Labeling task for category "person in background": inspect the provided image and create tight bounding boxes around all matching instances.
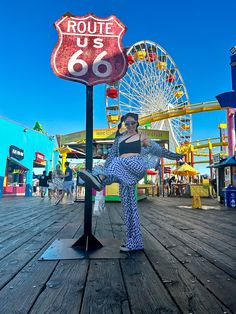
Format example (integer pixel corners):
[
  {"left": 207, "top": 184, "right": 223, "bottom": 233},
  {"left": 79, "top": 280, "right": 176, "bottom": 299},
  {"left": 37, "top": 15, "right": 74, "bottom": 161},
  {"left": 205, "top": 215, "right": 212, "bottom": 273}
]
[
  {"left": 32, "top": 173, "right": 39, "bottom": 196},
  {"left": 79, "top": 113, "right": 183, "bottom": 252},
  {"left": 168, "top": 176, "right": 176, "bottom": 196},
  {"left": 47, "top": 171, "right": 53, "bottom": 200},
  {"left": 55, "top": 161, "right": 74, "bottom": 205},
  {"left": 39, "top": 170, "right": 48, "bottom": 198},
  {"left": 211, "top": 177, "right": 217, "bottom": 197},
  {"left": 52, "top": 164, "right": 64, "bottom": 203}
]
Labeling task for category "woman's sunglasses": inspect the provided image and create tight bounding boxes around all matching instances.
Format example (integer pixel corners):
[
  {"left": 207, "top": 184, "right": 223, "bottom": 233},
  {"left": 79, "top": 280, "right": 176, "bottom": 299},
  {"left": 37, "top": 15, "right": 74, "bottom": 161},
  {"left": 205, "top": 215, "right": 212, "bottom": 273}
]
[{"left": 124, "top": 121, "right": 137, "bottom": 127}]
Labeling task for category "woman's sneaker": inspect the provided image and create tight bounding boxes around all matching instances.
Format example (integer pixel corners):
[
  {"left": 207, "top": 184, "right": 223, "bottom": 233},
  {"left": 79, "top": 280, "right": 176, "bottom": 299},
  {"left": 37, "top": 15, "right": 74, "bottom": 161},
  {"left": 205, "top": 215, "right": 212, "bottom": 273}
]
[
  {"left": 120, "top": 245, "right": 144, "bottom": 252},
  {"left": 79, "top": 170, "right": 103, "bottom": 191},
  {"left": 120, "top": 245, "right": 131, "bottom": 252}
]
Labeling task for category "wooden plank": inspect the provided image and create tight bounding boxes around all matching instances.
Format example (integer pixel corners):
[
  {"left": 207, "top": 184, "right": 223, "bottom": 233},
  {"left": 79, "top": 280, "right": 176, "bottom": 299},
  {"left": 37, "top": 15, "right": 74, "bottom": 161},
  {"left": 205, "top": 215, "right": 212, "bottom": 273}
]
[
  {"left": 140, "top": 213, "right": 236, "bottom": 312},
  {"left": 155, "top": 200, "right": 236, "bottom": 243},
  {"left": 0, "top": 197, "right": 235, "bottom": 313},
  {"left": 0, "top": 214, "right": 82, "bottom": 289},
  {"left": 155, "top": 198, "right": 236, "bottom": 236},
  {"left": 121, "top": 252, "right": 180, "bottom": 313},
  {"left": 155, "top": 206, "right": 236, "bottom": 248},
  {"left": 142, "top": 229, "right": 230, "bottom": 314},
  {"left": 93, "top": 203, "right": 114, "bottom": 239},
  {"left": 81, "top": 260, "right": 131, "bottom": 314},
  {"left": 108, "top": 203, "right": 126, "bottom": 242},
  {"left": 144, "top": 205, "right": 236, "bottom": 257},
  {"left": 0, "top": 212, "right": 84, "bottom": 312},
  {"left": 141, "top": 209, "right": 236, "bottom": 278},
  {"left": 0, "top": 202, "right": 84, "bottom": 259},
  {"left": 170, "top": 244, "right": 236, "bottom": 312},
  {"left": 0, "top": 208, "right": 60, "bottom": 243},
  {"left": 0, "top": 212, "right": 68, "bottom": 259},
  {"left": 30, "top": 260, "right": 89, "bottom": 314}
]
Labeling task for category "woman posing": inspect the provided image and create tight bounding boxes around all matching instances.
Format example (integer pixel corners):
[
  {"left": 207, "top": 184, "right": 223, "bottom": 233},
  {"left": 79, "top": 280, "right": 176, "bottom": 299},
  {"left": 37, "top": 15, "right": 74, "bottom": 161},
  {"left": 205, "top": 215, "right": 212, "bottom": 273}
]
[{"left": 79, "top": 113, "right": 183, "bottom": 252}]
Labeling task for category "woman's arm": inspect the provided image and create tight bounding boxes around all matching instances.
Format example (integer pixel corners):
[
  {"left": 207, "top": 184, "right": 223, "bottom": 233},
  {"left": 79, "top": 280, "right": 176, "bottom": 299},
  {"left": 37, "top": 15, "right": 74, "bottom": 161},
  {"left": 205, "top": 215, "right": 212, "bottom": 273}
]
[
  {"left": 143, "top": 138, "right": 183, "bottom": 160},
  {"left": 140, "top": 134, "right": 151, "bottom": 147},
  {"left": 104, "top": 137, "right": 120, "bottom": 168}
]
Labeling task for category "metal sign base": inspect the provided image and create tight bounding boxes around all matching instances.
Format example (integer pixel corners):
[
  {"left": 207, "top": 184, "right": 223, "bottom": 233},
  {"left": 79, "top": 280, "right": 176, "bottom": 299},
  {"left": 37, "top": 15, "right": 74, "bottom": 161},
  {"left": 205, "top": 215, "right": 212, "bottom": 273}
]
[
  {"left": 72, "top": 233, "right": 103, "bottom": 250},
  {"left": 39, "top": 239, "right": 127, "bottom": 260}
]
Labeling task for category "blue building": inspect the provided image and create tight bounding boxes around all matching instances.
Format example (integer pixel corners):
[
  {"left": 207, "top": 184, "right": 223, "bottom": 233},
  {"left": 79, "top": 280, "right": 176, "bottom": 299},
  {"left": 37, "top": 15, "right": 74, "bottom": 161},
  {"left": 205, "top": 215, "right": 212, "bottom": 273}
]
[{"left": 0, "top": 117, "right": 58, "bottom": 198}]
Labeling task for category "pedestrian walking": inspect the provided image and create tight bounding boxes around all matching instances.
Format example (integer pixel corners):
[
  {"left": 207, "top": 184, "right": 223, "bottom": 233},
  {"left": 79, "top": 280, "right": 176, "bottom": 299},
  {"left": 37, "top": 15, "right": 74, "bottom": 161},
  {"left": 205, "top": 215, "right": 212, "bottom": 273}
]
[
  {"left": 52, "top": 165, "right": 64, "bottom": 204},
  {"left": 47, "top": 171, "right": 53, "bottom": 200},
  {"left": 39, "top": 171, "right": 49, "bottom": 198},
  {"left": 79, "top": 113, "right": 183, "bottom": 252},
  {"left": 55, "top": 162, "right": 74, "bottom": 205}
]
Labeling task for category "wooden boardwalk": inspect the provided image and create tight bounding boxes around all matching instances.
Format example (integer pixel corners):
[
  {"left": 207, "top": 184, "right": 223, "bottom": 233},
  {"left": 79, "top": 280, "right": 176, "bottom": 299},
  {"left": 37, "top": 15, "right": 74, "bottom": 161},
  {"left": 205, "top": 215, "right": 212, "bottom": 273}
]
[{"left": 0, "top": 196, "right": 235, "bottom": 313}]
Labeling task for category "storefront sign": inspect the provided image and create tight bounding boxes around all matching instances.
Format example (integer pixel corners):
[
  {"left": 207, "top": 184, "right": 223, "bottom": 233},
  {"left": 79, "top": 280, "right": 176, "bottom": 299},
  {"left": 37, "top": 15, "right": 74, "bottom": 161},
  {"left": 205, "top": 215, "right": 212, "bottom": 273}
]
[
  {"left": 35, "top": 152, "right": 45, "bottom": 163},
  {"left": 61, "top": 128, "right": 169, "bottom": 144},
  {"left": 213, "top": 153, "right": 220, "bottom": 164},
  {"left": 164, "top": 167, "right": 171, "bottom": 174},
  {"left": 9, "top": 145, "right": 24, "bottom": 161}
]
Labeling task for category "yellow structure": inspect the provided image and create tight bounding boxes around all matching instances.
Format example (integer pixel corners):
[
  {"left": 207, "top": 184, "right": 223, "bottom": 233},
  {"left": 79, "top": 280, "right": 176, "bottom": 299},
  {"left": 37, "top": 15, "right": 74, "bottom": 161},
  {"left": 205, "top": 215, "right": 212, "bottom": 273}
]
[
  {"left": 191, "top": 185, "right": 203, "bottom": 209},
  {"left": 174, "top": 90, "right": 184, "bottom": 98},
  {"left": 138, "top": 101, "right": 221, "bottom": 126},
  {"left": 134, "top": 50, "right": 146, "bottom": 60},
  {"left": 218, "top": 123, "right": 227, "bottom": 129},
  {"left": 60, "top": 128, "right": 169, "bottom": 145},
  {"left": 156, "top": 61, "right": 167, "bottom": 70},
  {"left": 55, "top": 146, "right": 82, "bottom": 172},
  {"left": 107, "top": 114, "right": 120, "bottom": 124},
  {"left": 190, "top": 185, "right": 209, "bottom": 197},
  {"left": 173, "top": 163, "right": 199, "bottom": 176},
  {"left": 192, "top": 196, "right": 202, "bottom": 209},
  {"left": 59, "top": 128, "right": 169, "bottom": 201}
]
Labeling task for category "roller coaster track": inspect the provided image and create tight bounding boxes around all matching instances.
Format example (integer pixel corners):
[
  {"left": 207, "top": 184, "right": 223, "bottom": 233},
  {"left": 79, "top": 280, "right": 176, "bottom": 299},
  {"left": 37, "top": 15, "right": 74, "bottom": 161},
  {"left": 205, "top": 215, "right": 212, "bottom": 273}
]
[{"left": 138, "top": 100, "right": 221, "bottom": 125}]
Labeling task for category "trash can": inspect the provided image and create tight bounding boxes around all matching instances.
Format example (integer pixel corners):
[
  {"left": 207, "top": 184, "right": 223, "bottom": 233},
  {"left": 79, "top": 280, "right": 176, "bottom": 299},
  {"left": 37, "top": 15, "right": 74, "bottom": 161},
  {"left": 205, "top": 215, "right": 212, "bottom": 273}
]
[{"left": 222, "top": 185, "right": 236, "bottom": 208}]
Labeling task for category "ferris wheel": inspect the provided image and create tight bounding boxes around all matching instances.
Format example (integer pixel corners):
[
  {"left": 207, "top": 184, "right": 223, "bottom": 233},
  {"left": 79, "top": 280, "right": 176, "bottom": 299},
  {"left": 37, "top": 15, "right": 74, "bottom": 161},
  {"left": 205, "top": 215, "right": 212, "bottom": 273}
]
[{"left": 105, "top": 40, "right": 192, "bottom": 150}]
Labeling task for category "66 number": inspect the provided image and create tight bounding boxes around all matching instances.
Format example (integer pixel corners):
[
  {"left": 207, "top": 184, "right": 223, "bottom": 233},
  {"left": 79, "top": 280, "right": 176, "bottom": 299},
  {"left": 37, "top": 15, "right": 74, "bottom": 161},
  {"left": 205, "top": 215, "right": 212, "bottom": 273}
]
[{"left": 68, "top": 50, "right": 112, "bottom": 78}]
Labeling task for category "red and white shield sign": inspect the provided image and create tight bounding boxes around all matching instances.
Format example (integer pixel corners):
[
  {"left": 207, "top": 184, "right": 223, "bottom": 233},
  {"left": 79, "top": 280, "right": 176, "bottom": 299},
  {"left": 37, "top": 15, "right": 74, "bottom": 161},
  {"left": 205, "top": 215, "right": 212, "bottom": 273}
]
[{"left": 51, "top": 13, "right": 128, "bottom": 86}]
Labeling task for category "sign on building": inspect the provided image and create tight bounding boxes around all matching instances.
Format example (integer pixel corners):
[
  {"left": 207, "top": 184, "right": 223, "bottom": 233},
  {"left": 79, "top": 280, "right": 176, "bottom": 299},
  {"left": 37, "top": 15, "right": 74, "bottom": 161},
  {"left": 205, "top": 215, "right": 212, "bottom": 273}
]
[{"left": 9, "top": 145, "right": 24, "bottom": 161}]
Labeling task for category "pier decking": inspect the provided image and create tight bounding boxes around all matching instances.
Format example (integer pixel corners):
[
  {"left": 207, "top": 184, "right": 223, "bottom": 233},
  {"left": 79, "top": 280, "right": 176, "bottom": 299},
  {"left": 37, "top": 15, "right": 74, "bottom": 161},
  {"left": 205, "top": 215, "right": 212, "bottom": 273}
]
[{"left": 0, "top": 196, "right": 235, "bottom": 313}]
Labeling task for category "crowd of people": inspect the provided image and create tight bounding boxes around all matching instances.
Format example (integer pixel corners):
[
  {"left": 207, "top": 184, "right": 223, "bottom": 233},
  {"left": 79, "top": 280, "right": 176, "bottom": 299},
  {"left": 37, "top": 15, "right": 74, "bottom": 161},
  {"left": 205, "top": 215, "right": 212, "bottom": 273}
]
[{"left": 34, "top": 162, "right": 75, "bottom": 205}]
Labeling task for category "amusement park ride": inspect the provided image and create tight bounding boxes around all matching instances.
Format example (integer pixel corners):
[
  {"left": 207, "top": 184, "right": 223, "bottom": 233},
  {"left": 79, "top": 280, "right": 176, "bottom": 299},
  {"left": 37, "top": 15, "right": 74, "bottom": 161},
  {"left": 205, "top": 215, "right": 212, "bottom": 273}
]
[
  {"left": 59, "top": 40, "right": 235, "bottom": 177},
  {"left": 105, "top": 40, "right": 233, "bottom": 170}
]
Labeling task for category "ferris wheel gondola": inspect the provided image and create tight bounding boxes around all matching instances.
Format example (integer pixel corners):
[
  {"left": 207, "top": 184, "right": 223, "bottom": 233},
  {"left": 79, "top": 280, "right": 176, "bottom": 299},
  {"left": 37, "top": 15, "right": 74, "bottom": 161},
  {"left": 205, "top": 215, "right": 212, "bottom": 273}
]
[{"left": 105, "top": 40, "right": 192, "bottom": 151}]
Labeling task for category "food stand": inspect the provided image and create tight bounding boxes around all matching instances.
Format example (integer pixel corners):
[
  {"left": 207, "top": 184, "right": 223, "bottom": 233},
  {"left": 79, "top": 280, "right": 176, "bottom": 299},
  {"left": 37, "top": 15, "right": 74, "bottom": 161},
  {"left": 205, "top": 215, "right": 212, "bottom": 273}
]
[
  {"left": 60, "top": 128, "right": 169, "bottom": 201},
  {"left": 212, "top": 153, "right": 236, "bottom": 203}
]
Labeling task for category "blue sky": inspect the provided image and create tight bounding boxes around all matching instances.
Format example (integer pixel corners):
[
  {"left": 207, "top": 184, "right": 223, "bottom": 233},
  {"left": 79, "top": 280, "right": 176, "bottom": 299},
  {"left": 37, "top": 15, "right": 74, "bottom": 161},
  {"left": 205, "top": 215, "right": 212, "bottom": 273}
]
[{"left": 0, "top": 0, "right": 235, "bottom": 173}]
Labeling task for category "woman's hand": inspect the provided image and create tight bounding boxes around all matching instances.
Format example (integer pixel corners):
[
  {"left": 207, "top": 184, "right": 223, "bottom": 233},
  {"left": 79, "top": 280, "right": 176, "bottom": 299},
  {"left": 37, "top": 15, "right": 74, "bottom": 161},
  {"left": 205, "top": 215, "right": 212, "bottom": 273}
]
[{"left": 141, "top": 135, "right": 150, "bottom": 147}]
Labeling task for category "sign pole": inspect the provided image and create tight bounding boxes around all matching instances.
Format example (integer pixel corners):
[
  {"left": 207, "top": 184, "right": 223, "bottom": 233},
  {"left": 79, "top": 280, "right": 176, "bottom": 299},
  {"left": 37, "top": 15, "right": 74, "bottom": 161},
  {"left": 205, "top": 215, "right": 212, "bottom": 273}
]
[
  {"left": 72, "top": 85, "right": 103, "bottom": 251},
  {"left": 46, "top": 13, "right": 128, "bottom": 256}
]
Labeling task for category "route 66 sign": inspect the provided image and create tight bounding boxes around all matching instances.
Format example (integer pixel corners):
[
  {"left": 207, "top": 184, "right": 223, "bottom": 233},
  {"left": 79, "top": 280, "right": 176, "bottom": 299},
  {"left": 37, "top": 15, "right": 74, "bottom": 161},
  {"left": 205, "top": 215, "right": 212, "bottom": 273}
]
[{"left": 51, "top": 13, "right": 128, "bottom": 86}]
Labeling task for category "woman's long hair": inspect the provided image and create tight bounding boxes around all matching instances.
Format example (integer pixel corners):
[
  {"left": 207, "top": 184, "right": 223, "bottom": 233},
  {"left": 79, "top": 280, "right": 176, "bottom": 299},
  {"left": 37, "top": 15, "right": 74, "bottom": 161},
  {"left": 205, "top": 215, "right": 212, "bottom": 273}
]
[{"left": 115, "top": 113, "right": 139, "bottom": 138}]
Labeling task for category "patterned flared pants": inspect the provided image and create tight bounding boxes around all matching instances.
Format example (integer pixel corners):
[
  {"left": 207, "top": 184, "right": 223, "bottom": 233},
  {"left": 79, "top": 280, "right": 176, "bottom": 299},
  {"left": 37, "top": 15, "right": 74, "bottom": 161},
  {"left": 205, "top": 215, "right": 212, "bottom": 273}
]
[{"left": 103, "top": 156, "right": 146, "bottom": 250}]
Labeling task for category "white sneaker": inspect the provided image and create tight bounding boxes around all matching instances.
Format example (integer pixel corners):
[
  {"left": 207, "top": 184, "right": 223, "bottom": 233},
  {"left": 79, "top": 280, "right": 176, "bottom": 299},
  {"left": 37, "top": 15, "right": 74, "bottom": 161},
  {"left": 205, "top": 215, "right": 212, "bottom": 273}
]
[
  {"left": 67, "top": 201, "right": 74, "bottom": 205},
  {"left": 120, "top": 245, "right": 144, "bottom": 252},
  {"left": 120, "top": 245, "right": 131, "bottom": 252}
]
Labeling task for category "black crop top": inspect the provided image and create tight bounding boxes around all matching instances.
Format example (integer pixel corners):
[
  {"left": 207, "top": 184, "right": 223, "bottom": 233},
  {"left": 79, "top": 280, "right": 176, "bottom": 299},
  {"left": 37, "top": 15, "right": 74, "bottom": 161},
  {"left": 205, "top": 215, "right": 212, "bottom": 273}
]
[{"left": 119, "top": 134, "right": 141, "bottom": 155}]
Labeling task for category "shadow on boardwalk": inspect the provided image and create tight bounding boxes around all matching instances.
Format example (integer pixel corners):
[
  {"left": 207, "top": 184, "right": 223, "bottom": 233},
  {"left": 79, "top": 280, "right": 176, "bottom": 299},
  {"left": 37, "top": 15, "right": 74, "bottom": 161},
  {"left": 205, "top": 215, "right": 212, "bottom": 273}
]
[{"left": 0, "top": 196, "right": 235, "bottom": 313}]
